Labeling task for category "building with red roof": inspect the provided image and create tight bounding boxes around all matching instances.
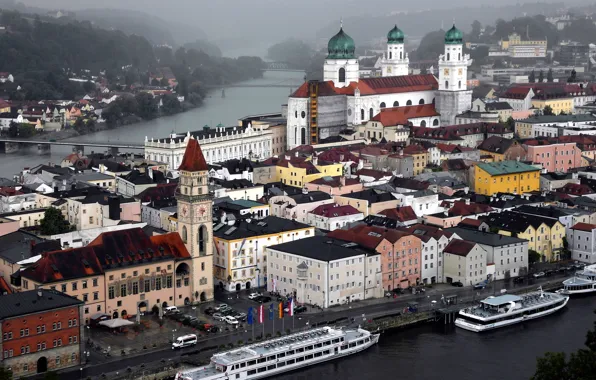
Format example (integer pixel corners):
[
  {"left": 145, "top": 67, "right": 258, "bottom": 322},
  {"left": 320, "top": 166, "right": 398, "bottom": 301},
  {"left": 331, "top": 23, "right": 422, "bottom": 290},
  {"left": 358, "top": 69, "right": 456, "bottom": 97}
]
[
  {"left": 569, "top": 223, "right": 596, "bottom": 263},
  {"left": 304, "top": 175, "right": 363, "bottom": 196},
  {"left": 443, "top": 239, "right": 487, "bottom": 285},
  {"left": 306, "top": 204, "right": 364, "bottom": 231},
  {"left": 378, "top": 206, "right": 418, "bottom": 225}
]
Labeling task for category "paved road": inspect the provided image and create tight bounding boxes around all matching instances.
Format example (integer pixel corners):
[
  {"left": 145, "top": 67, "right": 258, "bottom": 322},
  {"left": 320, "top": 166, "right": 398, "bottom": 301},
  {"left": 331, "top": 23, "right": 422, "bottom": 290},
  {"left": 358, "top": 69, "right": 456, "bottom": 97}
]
[{"left": 46, "top": 271, "right": 571, "bottom": 379}]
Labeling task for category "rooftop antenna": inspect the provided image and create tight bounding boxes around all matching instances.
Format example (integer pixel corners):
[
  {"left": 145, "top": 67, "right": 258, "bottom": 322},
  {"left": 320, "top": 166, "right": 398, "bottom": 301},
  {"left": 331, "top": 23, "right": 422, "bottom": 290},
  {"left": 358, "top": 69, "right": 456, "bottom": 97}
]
[{"left": 340, "top": 17, "right": 343, "bottom": 29}]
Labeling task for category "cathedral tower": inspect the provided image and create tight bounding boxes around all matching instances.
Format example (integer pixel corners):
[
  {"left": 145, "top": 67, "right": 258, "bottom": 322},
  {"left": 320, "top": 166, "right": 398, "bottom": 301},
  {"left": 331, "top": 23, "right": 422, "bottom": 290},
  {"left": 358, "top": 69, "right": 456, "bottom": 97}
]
[
  {"left": 436, "top": 24, "right": 472, "bottom": 125},
  {"left": 381, "top": 25, "right": 409, "bottom": 77},
  {"left": 323, "top": 26, "right": 359, "bottom": 88},
  {"left": 176, "top": 137, "right": 214, "bottom": 303}
]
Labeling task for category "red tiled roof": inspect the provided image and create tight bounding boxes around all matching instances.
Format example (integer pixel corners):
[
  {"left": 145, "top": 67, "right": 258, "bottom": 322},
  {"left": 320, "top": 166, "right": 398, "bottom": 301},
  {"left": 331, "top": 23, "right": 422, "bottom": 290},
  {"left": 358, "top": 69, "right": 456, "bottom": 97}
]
[
  {"left": 444, "top": 239, "right": 476, "bottom": 256},
  {"left": 138, "top": 182, "right": 178, "bottom": 203},
  {"left": 559, "top": 183, "right": 593, "bottom": 196},
  {"left": 290, "top": 75, "right": 438, "bottom": 98},
  {"left": 0, "top": 187, "right": 23, "bottom": 196},
  {"left": 310, "top": 204, "right": 361, "bottom": 217},
  {"left": 501, "top": 87, "right": 533, "bottom": 99},
  {"left": 178, "top": 138, "right": 208, "bottom": 172},
  {"left": 459, "top": 218, "right": 483, "bottom": 227},
  {"left": 21, "top": 229, "right": 191, "bottom": 284},
  {"left": 371, "top": 104, "right": 439, "bottom": 126},
  {"left": 328, "top": 225, "right": 415, "bottom": 249},
  {"left": 446, "top": 201, "right": 493, "bottom": 217},
  {"left": 378, "top": 206, "right": 417, "bottom": 222},
  {"left": 403, "top": 144, "right": 427, "bottom": 155},
  {"left": 571, "top": 222, "right": 596, "bottom": 232}
]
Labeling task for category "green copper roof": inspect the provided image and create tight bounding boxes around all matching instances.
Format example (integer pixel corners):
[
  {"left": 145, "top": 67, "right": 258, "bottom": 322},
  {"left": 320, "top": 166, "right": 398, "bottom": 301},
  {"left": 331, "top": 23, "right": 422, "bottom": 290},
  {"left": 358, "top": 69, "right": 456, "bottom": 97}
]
[
  {"left": 476, "top": 160, "right": 540, "bottom": 176},
  {"left": 387, "top": 25, "right": 405, "bottom": 44},
  {"left": 327, "top": 27, "right": 356, "bottom": 59},
  {"left": 445, "top": 24, "right": 463, "bottom": 45}
]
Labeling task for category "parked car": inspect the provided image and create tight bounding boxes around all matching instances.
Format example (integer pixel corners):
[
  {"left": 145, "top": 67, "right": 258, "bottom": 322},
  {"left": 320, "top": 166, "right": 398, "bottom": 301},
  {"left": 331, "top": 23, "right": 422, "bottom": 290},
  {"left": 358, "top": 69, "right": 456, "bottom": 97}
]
[
  {"left": 213, "top": 313, "right": 225, "bottom": 321},
  {"left": 207, "top": 325, "right": 219, "bottom": 333},
  {"left": 234, "top": 312, "right": 247, "bottom": 322},
  {"left": 283, "top": 305, "right": 307, "bottom": 314},
  {"left": 248, "top": 293, "right": 262, "bottom": 300},
  {"left": 204, "top": 307, "right": 215, "bottom": 315},
  {"left": 473, "top": 282, "right": 486, "bottom": 290},
  {"left": 215, "top": 304, "right": 229, "bottom": 311},
  {"left": 224, "top": 316, "right": 239, "bottom": 325},
  {"left": 451, "top": 281, "right": 463, "bottom": 287},
  {"left": 533, "top": 272, "right": 545, "bottom": 278},
  {"left": 255, "top": 296, "right": 272, "bottom": 303},
  {"left": 544, "top": 270, "right": 554, "bottom": 276}
]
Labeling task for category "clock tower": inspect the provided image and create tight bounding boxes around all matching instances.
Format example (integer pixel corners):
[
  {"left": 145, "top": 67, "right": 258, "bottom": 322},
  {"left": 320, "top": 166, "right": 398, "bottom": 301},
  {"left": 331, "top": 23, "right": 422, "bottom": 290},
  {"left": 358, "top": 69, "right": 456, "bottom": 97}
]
[
  {"left": 176, "top": 136, "right": 214, "bottom": 302},
  {"left": 436, "top": 24, "right": 472, "bottom": 126}
]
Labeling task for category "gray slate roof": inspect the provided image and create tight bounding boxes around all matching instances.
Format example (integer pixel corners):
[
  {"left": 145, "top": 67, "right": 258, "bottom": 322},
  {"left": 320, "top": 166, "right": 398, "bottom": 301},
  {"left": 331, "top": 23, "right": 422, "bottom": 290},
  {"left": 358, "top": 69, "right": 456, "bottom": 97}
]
[
  {"left": 0, "top": 289, "right": 82, "bottom": 320},
  {"left": 267, "top": 236, "right": 376, "bottom": 262},
  {"left": 446, "top": 227, "right": 527, "bottom": 246}
]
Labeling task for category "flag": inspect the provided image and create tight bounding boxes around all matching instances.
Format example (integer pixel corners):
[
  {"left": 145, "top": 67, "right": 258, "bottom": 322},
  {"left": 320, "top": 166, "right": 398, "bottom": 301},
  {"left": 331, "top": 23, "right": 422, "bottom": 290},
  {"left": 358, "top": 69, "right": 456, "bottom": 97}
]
[
  {"left": 269, "top": 303, "right": 274, "bottom": 320},
  {"left": 247, "top": 307, "right": 253, "bottom": 325},
  {"left": 278, "top": 302, "right": 283, "bottom": 319},
  {"left": 272, "top": 278, "right": 277, "bottom": 292},
  {"left": 258, "top": 304, "right": 264, "bottom": 324},
  {"left": 289, "top": 297, "right": 294, "bottom": 317}
]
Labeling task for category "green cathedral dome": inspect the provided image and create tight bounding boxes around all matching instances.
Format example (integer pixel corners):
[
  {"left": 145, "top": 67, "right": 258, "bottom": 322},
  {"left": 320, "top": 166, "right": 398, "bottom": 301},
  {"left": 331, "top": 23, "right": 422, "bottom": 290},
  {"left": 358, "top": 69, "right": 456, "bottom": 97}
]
[
  {"left": 327, "top": 27, "right": 356, "bottom": 59},
  {"left": 387, "top": 25, "right": 405, "bottom": 44},
  {"left": 445, "top": 24, "right": 463, "bottom": 45}
]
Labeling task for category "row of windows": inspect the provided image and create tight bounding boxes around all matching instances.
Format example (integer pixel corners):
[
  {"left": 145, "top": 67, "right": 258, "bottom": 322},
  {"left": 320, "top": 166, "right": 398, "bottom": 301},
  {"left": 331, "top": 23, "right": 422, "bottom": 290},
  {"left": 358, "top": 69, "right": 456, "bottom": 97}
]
[{"left": 108, "top": 277, "right": 178, "bottom": 299}]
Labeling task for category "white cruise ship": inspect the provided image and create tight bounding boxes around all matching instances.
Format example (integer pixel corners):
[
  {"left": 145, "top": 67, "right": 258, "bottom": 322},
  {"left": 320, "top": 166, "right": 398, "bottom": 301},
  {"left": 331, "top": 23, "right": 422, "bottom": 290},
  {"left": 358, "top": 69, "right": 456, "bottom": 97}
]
[
  {"left": 175, "top": 327, "right": 379, "bottom": 380},
  {"left": 561, "top": 264, "right": 596, "bottom": 295},
  {"left": 455, "top": 288, "right": 569, "bottom": 332}
]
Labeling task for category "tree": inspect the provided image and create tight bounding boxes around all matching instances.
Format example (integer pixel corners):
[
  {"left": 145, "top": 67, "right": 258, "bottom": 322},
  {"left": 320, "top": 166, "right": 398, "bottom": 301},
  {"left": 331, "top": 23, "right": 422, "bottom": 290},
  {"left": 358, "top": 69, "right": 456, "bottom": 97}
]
[
  {"left": 529, "top": 70, "right": 536, "bottom": 83},
  {"left": 559, "top": 110, "right": 567, "bottom": 116},
  {"left": 505, "top": 116, "right": 515, "bottom": 129},
  {"left": 267, "top": 39, "right": 314, "bottom": 70},
  {"left": 0, "top": 366, "right": 12, "bottom": 380},
  {"left": 528, "top": 249, "right": 541, "bottom": 264},
  {"left": 543, "top": 105, "right": 554, "bottom": 116},
  {"left": 470, "top": 20, "right": 482, "bottom": 40},
  {"left": 39, "top": 208, "right": 71, "bottom": 235},
  {"left": 547, "top": 68, "right": 553, "bottom": 82},
  {"left": 538, "top": 70, "right": 544, "bottom": 83},
  {"left": 568, "top": 69, "right": 577, "bottom": 83},
  {"left": 160, "top": 77, "right": 170, "bottom": 87},
  {"left": 135, "top": 92, "right": 158, "bottom": 120},
  {"left": 532, "top": 310, "right": 596, "bottom": 380},
  {"left": 160, "top": 93, "right": 181, "bottom": 115}
]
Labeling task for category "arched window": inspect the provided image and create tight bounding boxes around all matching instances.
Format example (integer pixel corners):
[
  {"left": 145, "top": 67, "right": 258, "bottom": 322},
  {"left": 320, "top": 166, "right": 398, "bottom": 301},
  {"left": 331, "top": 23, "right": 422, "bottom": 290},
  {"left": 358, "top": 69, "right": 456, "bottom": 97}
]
[
  {"left": 458, "top": 53, "right": 461, "bottom": 60},
  {"left": 389, "top": 52, "right": 393, "bottom": 59},
  {"left": 433, "top": 118, "right": 439, "bottom": 126},
  {"left": 445, "top": 81, "right": 448, "bottom": 89},
  {"left": 294, "top": 127, "right": 298, "bottom": 145},
  {"left": 380, "top": 102, "right": 386, "bottom": 108},
  {"left": 419, "top": 99, "right": 424, "bottom": 105},
  {"left": 420, "top": 120, "right": 427, "bottom": 127},
  {"left": 393, "top": 101, "right": 399, "bottom": 107},
  {"left": 338, "top": 68, "right": 346, "bottom": 83},
  {"left": 458, "top": 81, "right": 461, "bottom": 89},
  {"left": 447, "top": 53, "right": 450, "bottom": 61},
  {"left": 182, "top": 226, "right": 187, "bottom": 243},
  {"left": 369, "top": 108, "right": 374, "bottom": 120},
  {"left": 400, "top": 52, "right": 403, "bottom": 59},
  {"left": 198, "top": 225, "right": 208, "bottom": 256},
  {"left": 361, "top": 109, "right": 365, "bottom": 120},
  {"left": 406, "top": 100, "right": 412, "bottom": 106},
  {"left": 300, "top": 128, "right": 306, "bottom": 145},
  {"left": 295, "top": 111, "right": 298, "bottom": 118}
]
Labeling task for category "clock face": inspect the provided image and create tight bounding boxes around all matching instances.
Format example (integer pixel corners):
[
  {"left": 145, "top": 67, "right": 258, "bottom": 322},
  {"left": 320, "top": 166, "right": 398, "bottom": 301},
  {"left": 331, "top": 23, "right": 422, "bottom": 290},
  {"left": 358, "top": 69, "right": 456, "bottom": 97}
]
[
  {"left": 199, "top": 206, "right": 206, "bottom": 216},
  {"left": 181, "top": 205, "right": 188, "bottom": 217}
]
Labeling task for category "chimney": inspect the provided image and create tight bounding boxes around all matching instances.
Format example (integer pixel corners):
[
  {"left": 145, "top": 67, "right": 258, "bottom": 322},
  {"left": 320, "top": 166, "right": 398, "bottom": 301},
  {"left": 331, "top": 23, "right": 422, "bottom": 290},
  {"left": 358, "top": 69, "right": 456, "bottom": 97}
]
[
  {"left": 312, "top": 155, "right": 318, "bottom": 166},
  {"left": 340, "top": 176, "right": 346, "bottom": 187},
  {"left": 465, "top": 198, "right": 470, "bottom": 205},
  {"left": 295, "top": 151, "right": 299, "bottom": 158}
]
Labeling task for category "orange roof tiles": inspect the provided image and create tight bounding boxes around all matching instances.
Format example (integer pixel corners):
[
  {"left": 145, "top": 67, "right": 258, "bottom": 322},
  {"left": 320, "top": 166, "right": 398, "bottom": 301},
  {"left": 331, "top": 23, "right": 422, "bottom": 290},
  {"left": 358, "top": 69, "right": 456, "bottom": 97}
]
[{"left": 371, "top": 104, "right": 439, "bottom": 126}]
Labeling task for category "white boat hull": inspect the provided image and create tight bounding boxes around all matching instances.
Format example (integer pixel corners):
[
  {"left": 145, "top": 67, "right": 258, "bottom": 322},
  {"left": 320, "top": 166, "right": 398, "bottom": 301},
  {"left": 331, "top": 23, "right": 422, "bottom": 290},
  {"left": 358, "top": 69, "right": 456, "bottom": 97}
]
[
  {"left": 455, "top": 296, "right": 569, "bottom": 333},
  {"left": 560, "top": 286, "right": 596, "bottom": 296}
]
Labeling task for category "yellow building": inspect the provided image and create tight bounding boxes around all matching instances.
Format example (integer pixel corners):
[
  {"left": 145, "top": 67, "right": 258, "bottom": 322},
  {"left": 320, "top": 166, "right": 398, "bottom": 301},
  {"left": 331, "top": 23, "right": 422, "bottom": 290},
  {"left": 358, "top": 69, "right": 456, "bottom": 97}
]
[
  {"left": 212, "top": 216, "right": 314, "bottom": 291},
  {"left": 276, "top": 156, "right": 343, "bottom": 187},
  {"left": 403, "top": 144, "right": 429, "bottom": 176},
  {"left": 500, "top": 33, "right": 547, "bottom": 50},
  {"left": 475, "top": 161, "right": 540, "bottom": 196},
  {"left": 531, "top": 98, "right": 574, "bottom": 115},
  {"left": 515, "top": 119, "right": 534, "bottom": 139},
  {"left": 487, "top": 211, "right": 565, "bottom": 261}
]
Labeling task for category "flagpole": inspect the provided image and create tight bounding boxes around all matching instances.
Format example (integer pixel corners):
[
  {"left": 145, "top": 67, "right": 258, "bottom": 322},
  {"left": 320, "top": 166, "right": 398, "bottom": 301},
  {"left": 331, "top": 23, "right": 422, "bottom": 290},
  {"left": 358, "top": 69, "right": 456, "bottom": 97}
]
[
  {"left": 252, "top": 308, "right": 255, "bottom": 341},
  {"left": 272, "top": 305, "right": 275, "bottom": 336}
]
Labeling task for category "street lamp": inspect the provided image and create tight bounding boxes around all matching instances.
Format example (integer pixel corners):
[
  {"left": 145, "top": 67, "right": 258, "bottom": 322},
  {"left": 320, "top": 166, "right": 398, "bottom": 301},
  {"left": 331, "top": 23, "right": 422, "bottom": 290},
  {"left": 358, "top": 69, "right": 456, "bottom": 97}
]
[
  {"left": 172, "top": 329, "right": 177, "bottom": 343},
  {"left": 80, "top": 367, "right": 83, "bottom": 380}
]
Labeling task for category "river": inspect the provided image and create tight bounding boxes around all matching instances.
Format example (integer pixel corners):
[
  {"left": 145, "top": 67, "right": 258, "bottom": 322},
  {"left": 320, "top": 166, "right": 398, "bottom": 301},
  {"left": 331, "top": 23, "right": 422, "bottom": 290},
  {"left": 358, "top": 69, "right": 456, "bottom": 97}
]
[
  {"left": 0, "top": 70, "right": 305, "bottom": 178},
  {"left": 272, "top": 296, "right": 595, "bottom": 380}
]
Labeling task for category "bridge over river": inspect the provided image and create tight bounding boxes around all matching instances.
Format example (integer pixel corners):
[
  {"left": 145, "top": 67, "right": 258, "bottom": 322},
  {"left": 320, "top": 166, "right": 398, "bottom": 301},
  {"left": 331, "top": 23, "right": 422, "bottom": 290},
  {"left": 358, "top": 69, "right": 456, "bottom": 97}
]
[{"left": 0, "top": 138, "right": 144, "bottom": 155}]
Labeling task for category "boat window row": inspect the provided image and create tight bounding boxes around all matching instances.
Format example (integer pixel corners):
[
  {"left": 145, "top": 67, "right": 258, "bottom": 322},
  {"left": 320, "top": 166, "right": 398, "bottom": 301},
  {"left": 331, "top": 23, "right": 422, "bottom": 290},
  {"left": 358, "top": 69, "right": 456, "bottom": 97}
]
[
  {"left": 246, "top": 350, "right": 333, "bottom": 375},
  {"left": 565, "top": 284, "right": 595, "bottom": 290},
  {"left": 460, "top": 299, "right": 567, "bottom": 325},
  {"left": 238, "top": 338, "right": 343, "bottom": 369}
]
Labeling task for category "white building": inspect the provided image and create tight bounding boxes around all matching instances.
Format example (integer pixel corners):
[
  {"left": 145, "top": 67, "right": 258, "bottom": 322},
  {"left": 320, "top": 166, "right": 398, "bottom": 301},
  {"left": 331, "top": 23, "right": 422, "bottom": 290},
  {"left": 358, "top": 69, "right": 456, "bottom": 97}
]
[
  {"left": 266, "top": 236, "right": 383, "bottom": 308},
  {"left": 443, "top": 239, "right": 487, "bottom": 286},
  {"left": 0, "top": 190, "right": 36, "bottom": 213},
  {"left": 569, "top": 223, "right": 596, "bottom": 264},
  {"left": 145, "top": 125, "right": 272, "bottom": 171},
  {"left": 212, "top": 216, "right": 315, "bottom": 292},
  {"left": 306, "top": 204, "right": 364, "bottom": 231},
  {"left": 50, "top": 222, "right": 147, "bottom": 249},
  {"left": 447, "top": 228, "right": 529, "bottom": 280},
  {"left": 286, "top": 24, "right": 472, "bottom": 149}
]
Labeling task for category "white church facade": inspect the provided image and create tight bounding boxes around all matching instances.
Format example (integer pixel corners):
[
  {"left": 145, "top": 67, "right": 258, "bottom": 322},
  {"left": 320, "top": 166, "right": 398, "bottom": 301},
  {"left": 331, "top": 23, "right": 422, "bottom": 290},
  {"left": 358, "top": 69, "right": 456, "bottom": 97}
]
[{"left": 286, "top": 24, "right": 472, "bottom": 149}]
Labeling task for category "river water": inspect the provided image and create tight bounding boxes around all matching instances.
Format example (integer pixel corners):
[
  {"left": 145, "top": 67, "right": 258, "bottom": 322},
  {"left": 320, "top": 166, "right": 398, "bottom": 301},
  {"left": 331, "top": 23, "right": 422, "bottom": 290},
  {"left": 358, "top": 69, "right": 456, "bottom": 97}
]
[
  {"left": 0, "top": 71, "right": 304, "bottom": 178},
  {"left": 272, "top": 296, "right": 595, "bottom": 380}
]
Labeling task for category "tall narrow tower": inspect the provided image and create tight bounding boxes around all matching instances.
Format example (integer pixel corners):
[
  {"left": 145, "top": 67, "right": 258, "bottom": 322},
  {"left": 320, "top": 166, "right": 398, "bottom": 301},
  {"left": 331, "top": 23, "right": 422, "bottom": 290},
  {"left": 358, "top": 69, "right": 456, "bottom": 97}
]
[
  {"left": 381, "top": 25, "right": 409, "bottom": 77},
  {"left": 436, "top": 24, "right": 472, "bottom": 125},
  {"left": 176, "top": 137, "right": 214, "bottom": 303},
  {"left": 323, "top": 26, "right": 359, "bottom": 88}
]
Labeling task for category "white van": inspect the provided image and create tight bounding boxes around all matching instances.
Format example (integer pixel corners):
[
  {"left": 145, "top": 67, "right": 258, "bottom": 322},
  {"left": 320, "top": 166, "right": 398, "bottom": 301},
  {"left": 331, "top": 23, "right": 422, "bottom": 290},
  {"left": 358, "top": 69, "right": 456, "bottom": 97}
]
[
  {"left": 164, "top": 306, "right": 179, "bottom": 314},
  {"left": 172, "top": 334, "right": 197, "bottom": 349}
]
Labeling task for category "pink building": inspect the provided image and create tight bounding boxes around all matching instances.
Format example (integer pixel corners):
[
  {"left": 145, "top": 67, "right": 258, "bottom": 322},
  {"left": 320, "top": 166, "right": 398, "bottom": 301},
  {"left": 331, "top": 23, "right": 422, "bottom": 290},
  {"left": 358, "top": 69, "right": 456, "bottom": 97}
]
[
  {"left": 304, "top": 176, "right": 364, "bottom": 196},
  {"left": 329, "top": 225, "right": 422, "bottom": 290},
  {"left": 524, "top": 141, "right": 582, "bottom": 173}
]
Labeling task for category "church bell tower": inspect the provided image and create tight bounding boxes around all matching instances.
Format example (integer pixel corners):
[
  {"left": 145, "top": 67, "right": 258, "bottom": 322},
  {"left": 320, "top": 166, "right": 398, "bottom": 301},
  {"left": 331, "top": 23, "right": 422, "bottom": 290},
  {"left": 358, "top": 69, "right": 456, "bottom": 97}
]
[{"left": 176, "top": 137, "right": 214, "bottom": 302}]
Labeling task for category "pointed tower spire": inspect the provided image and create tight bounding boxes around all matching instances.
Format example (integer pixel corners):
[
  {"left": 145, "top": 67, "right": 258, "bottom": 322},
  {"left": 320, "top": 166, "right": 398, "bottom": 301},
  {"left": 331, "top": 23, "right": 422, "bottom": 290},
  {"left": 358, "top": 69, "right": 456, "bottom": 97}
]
[
  {"left": 340, "top": 17, "right": 343, "bottom": 29},
  {"left": 178, "top": 138, "right": 208, "bottom": 171}
]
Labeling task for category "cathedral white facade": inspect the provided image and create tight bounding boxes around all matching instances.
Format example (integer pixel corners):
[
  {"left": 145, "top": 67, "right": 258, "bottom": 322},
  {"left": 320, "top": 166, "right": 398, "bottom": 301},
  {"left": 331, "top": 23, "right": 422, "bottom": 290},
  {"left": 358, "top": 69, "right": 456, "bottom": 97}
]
[{"left": 286, "top": 24, "right": 472, "bottom": 150}]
